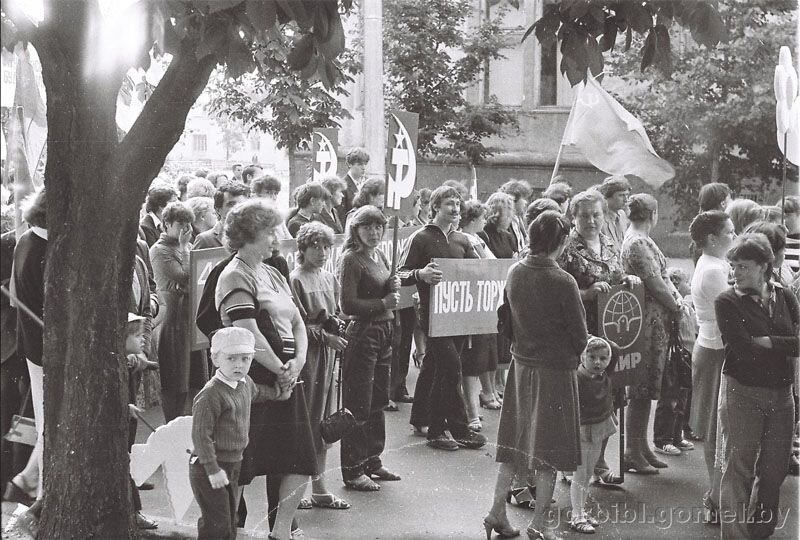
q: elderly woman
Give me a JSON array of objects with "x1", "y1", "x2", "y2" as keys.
[
  {"x1": 337, "y1": 206, "x2": 402, "y2": 491},
  {"x1": 557, "y1": 189, "x2": 640, "y2": 486},
  {"x1": 215, "y1": 199, "x2": 314, "y2": 540},
  {"x1": 480, "y1": 192, "x2": 518, "y2": 406},
  {"x1": 716, "y1": 233, "x2": 799, "y2": 539},
  {"x1": 459, "y1": 200, "x2": 499, "y2": 432},
  {"x1": 185, "y1": 196, "x2": 217, "y2": 239},
  {"x1": 289, "y1": 222, "x2": 351, "y2": 511},
  {"x1": 485, "y1": 211, "x2": 587, "y2": 540},
  {"x1": 620, "y1": 194, "x2": 683, "y2": 474},
  {"x1": 149, "y1": 201, "x2": 199, "y2": 422},
  {"x1": 687, "y1": 210, "x2": 736, "y2": 523}
]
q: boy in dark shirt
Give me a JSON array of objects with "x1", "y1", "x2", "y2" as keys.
[
  {"x1": 190, "y1": 327, "x2": 288, "y2": 539},
  {"x1": 397, "y1": 186, "x2": 487, "y2": 451}
]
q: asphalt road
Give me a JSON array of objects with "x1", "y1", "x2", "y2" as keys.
[{"x1": 134, "y1": 362, "x2": 799, "y2": 540}]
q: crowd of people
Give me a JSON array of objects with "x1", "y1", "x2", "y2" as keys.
[{"x1": 1, "y1": 148, "x2": 798, "y2": 539}]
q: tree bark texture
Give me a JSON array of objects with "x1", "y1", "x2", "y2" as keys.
[{"x1": 23, "y1": 2, "x2": 217, "y2": 537}]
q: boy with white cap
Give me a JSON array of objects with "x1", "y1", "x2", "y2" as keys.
[{"x1": 190, "y1": 327, "x2": 289, "y2": 539}]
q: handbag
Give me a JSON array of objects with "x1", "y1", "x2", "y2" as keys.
[
  {"x1": 3, "y1": 388, "x2": 36, "y2": 447},
  {"x1": 662, "y1": 316, "x2": 692, "y2": 399},
  {"x1": 319, "y1": 350, "x2": 356, "y2": 444}
]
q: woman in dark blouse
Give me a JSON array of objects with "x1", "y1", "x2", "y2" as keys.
[
  {"x1": 337, "y1": 206, "x2": 402, "y2": 491},
  {"x1": 715, "y1": 233, "x2": 799, "y2": 539}
]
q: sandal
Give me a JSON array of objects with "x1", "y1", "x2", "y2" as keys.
[
  {"x1": 310, "y1": 493, "x2": 351, "y2": 510},
  {"x1": 479, "y1": 393, "x2": 501, "y2": 410},
  {"x1": 593, "y1": 470, "x2": 623, "y2": 487},
  {"x1": 469, "y1": 418, "x2": 483, "y2": 432},
  {"x1": 297, "y1": 498, "x2": 312, "y2": 510},
  {"x1": 384, "y1": 400, "x2": 399, "y2": 412},
  {"x1": 526, "y1": 525, "x2": 561, "y2": 540},
  {"x1": 370, "y1": 467, "x2": 401, "y2": 481},
  {"x1": 570, "y1": 519, "x2": 596, "y2": 534},
  {"x1": 344, "y1": 475, "x2": 380, "y2": 491}
]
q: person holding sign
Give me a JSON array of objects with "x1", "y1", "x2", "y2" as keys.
[
  {"x1": 620, "y1": 194, "x2": 683, "y2": 475},
  {"x1": 337, "y1": 206, "x2": 403, "y2": 491},
  {"x1": 486, "y1": 211, "x2": 587, "y2": 540},
  {"x1": 398, "y1": 186, "x2": 488, "y2": 451},
  {"x1": 558, "y1": 189, "x2": 640, "y2": 486}
]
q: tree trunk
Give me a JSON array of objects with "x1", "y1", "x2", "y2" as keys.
[
  {"x1": 28, "y1": 4, "x2": 217, "y2": 535},
  {"x1": 709, "y1": 137, "x2": 721, "y2": 183}
]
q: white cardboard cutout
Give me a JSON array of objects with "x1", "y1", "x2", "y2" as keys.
[{"x1": 130, "y1": 415, "x2": 194, "y2": 521}]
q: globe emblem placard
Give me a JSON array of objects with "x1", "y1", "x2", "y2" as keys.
[{"x1": 601, "y1": 289, "x2": 643, "y2": 349}]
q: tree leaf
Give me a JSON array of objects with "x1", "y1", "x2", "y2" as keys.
[
  {"x1": 246, "y1": 0, "x2": 277, "y2": 33},
  {"x1": 641, "y1": 27, "x2": 656, "y2": 71},
  {"x1": 287, "y1": 33, "x2": 314, "y2": 70},
  {"x1": 587, "y1": 37, "x2": 604, "y2": 78},
  {"x1": 561, "y1": 0, "x2": 589, "y2": 20},
  {"x1": 317, "y1": 12, "x2": 344, "y2": 59},
  {"x1": 626, "y1": 1, "x2": 653, "y2": 34},
  {"x1": 654, "y1": 24, "x2": 672, "y2": 75},
  {"x1": 599, "y1": 17, "x2": 617, "y2": 51},
  {"x1": 203, "y1": 0, "x2": 244, "y2": 14}
]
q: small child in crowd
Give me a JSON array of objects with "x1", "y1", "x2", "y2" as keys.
[
  {"x1": 124, "y1": 313, "x2": 158, "y2": 530},
  {"x1": 570, "y1": 336, "x2": 617, "y2": 534},
  {"x1": 668, "y1": 267, "x2": 700, "y2": 444},
  {"x1": 189, "y1": 327, "x2": 288, "y2": 540}
]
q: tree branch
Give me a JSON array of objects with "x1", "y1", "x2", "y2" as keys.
[{"x1": 112, "y1": 37, "x2": 217, "y2": 188}]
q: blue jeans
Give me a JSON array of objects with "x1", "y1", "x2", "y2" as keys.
[{"x1": 719, "y1": 376, "x2": 794, "y2": 539}]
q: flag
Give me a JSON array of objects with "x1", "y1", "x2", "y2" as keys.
[
  {"x1": 562, "y1": 75, "x2": 675, "y2": 189},
  {"x1": 12, "y1": 44, "x2": 46, "y2": 190}
]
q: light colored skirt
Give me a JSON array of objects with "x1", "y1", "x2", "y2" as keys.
[
  {"x1": 689, "y1": 344, "x2": 724, "y2": 437},
  {"x1": 496, "y1": 360, "x2": 581, "y2": 472},
  {"x1": 579, "y1": 413, "x2": 618, "y2": 443}
]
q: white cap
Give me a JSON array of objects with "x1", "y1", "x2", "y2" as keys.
[{"x1": 211, "y1": 327, "x2": 256, "y2": 356}]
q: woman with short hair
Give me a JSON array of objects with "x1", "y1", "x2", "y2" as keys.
[
  {"x1": 716, "y1": 233, "x2": 799, "y2": 539},
  {"x1": 185, "y1": 196, "x2": 217, "y2": 239},
  {"x1": 687, "y1": 210, "x2": 736, "y2": 523},
  {"x1": 215, "y1": 199, "x2": 314, "y2": 540},
  {"x1": 337, "y1": 206, "x2": 402, "y2": 491},
  {"x1": 150, "y1": 201, "x2": 199, "y2": 421},
  {"x1": 290, "y1": 222, "x2": 350, "y2": 510},
  {"x1": 485, "y1": 210, "x2": 587, "y2": 540},
  {"x1": 458, "y1": 201, "x2": 499, "y2": 432},
  {"x1": 558, "y1": 189, "x2": 640, "y2": 486},
  {"x1": 620, "y1": 194, "x2": 683, "y2": 474}
]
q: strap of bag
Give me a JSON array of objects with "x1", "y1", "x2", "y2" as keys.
[
  {"x1": 323, "y1": 350, "x2": 339, "y2": 415},
  {"x1": 336, "y1": 351, "x2": 343, "y2": 410}
]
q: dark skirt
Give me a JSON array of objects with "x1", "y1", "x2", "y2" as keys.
[
  {"x1": 462, "y1": 334, "x2": 498, "y2": 376},
  {"x1": 495, "y1": 360, "x2": 581, "y2": 472},
  {"x1": 239, "y1": 383, "x2": 319, "y2": 484},
  {"x1": 155, "y1": 290, "x2": 191, "y2": 394}
]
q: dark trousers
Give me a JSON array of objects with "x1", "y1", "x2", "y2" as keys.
[
  {"x1": 653, "y1": 387, "x2": 690, "y2": 446},
  {"x1": 390, "y1": 307, "x2": 415, "y2": 399},
  {"x1": 0, "y1": 357, "x2": 32, "y2": 488},
  {"x1": 190, "y1": 460, "x2": 241, "y2": 540},
  {"x1": 410, "y1": 335, "x2": 469, "y2": 439},
  {"x1": 341, "y1": 320, "x2": 392, "y2": 481}
]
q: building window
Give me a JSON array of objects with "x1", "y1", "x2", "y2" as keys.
[
  {"x1": 539, "y1": 2, "x2": 559, "y2": 106},
  {"x1": 192, "y1": 134, "x2": 207, "y2": 153}
]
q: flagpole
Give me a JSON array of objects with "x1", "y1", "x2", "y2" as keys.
[{"x1": 551, "y1": 82, "x2": 581, "y2": 185}]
